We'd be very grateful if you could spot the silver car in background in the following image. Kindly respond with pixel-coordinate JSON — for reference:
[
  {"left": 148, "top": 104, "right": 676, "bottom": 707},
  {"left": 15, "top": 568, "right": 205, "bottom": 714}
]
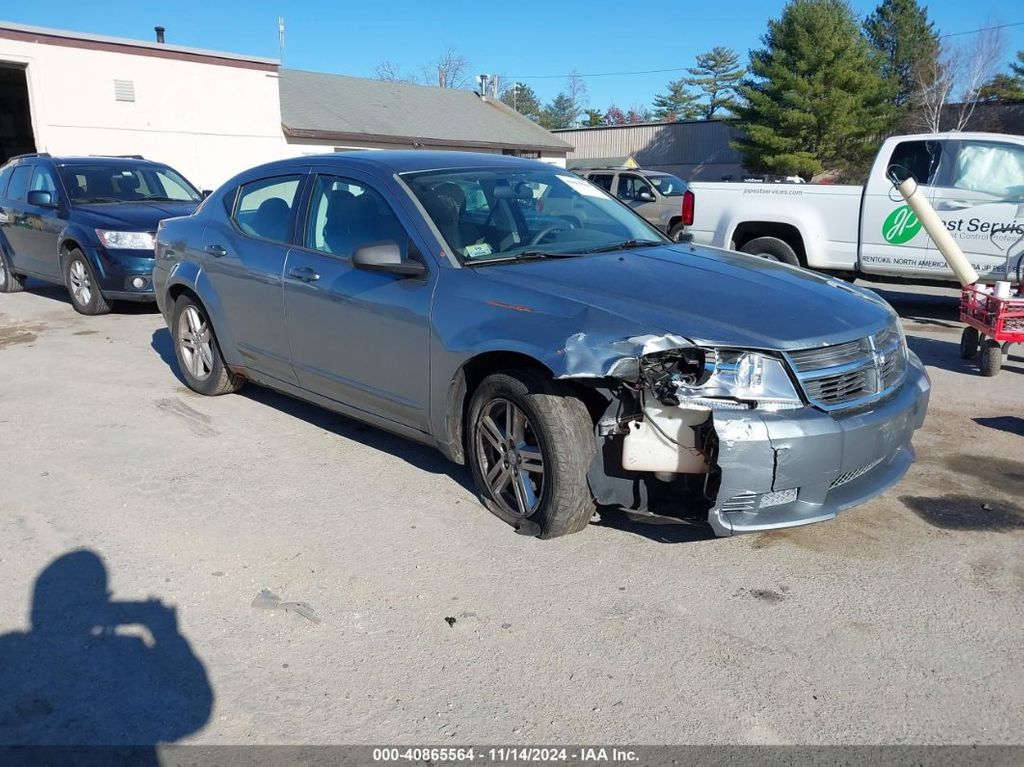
[{"left": 153, "top": 151, "right": 929, "bottom": 539}]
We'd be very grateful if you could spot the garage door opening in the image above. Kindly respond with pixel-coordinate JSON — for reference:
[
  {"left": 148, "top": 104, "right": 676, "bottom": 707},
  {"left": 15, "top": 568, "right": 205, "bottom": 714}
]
[{"left": 0, "top": 64, "right": 36, "bottom": 163}]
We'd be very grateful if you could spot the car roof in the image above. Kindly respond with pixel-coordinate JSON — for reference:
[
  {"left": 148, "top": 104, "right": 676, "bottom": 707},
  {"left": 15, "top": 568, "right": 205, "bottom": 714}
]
[
  {"left": 53, "top": 157, "right": 169, "bottom": 167},
  {"left": 238, "top": 150, "right": 562, "bottom": 178}
]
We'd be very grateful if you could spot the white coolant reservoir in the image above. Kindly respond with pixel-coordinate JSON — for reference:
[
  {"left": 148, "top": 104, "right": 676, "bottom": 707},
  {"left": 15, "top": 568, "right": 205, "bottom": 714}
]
[{"left": 621, "top": 404, "right": 710, "bottom": 474}]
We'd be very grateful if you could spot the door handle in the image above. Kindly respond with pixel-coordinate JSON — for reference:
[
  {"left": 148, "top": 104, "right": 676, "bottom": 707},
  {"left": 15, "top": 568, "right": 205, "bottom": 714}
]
[
  {"left": 205, "top": 244, "right": 228, "bottom": 257},
  {"left": 288, "top": 266, "right": 320, "bottom": 282}
]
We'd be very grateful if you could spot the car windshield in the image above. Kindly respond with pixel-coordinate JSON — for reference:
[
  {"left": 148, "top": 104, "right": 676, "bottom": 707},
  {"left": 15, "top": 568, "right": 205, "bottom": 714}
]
[
  {"left": 647, "top": 174, "right": 687, "bottom": 196},
  {"left": 402, "top": 167, "right": 668, "bottom": 264},
  {"left": 57, "top": 164, "right": 201, "bottom": 204}
]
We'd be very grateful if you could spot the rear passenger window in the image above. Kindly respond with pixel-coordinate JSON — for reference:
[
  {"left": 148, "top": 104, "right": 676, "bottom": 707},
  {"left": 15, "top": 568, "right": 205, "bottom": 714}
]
[
  {"left": 887, "top": 141, "right": 942, "bottom": 186},
  {"left": 305, "top": 175, "right": 410, "bottom": 259},
  {"left": 233, "top": 175, "right": 302, "bottom": 243},
  {"left": 0, "top": 165, "right": 12, "bottom": 198},
  {"left": 589, "top": 174, "right": 613, "bottom": 192},
  {"left": 6, "top": 165, "right": 32, "bottom": 202}
]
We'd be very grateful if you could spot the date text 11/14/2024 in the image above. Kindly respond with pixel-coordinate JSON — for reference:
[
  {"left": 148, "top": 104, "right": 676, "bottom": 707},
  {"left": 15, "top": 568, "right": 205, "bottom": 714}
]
[{"left": 372, "top": 746, "right": 640, "bottom": 762}]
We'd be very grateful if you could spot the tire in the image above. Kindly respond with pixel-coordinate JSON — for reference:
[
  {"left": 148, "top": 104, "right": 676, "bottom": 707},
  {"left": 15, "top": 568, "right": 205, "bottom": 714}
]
[
  {"left": 668, "top": 222, "right": 686, "bottom": 242},
  {"left": 959, "top": 326, "right": 980, "bottom": 360},
  {"left": 63, "top": 249, "right": 111, "bottom": 315},
  {"left": 0, "top": 249, "right": 26, "bottom": 293},
  {"left": 171, "top": 294, "right": 245, "bottom": 396},
  {"left": 467, "top": 370, "right": 596, "bottom": 539},
  {"left": 739, "top": 236, "right": 800, "bottom": 266},
  {"left": 979, "top": 338, "right": 1002, "bottom": 377}
]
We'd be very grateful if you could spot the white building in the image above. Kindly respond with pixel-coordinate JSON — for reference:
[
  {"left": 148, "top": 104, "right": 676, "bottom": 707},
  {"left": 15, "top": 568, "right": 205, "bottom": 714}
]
[{"left": 0, "top": 22, "right": 570, "bottom": 190}]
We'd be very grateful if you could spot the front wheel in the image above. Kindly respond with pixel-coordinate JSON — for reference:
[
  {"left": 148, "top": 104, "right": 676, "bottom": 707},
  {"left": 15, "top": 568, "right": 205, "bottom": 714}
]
[
  {"left": 171, "top": 295, "right": 245, "bottom": 395},
  {"left": 64, "top": 250, "right": 111, "bottom": 315},
  {"left": 979, "top": 338, "right": 1002, "bottom": 377},
  {"left": 467, "top": 370, "right": 596, "bottom": 539}
]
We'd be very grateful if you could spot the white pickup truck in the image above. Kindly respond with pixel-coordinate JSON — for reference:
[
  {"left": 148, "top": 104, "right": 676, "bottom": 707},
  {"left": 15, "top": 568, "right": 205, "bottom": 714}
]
[{"left": 687, "top": 132, "right": 1024, "bottom": 284}]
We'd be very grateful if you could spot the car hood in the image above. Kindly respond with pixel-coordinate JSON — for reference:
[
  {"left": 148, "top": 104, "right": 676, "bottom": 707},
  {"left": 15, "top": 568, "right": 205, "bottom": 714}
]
[
  {"left": 474, "top": 244, "right": 895, "bottom": 351},
  {"left": 78, "top": 201, "right": 198, "bottom": 231}
]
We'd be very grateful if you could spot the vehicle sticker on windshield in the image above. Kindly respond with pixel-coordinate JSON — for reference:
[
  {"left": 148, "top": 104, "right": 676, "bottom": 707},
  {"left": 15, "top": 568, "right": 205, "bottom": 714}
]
[
  {"left": 558, "top": 175, "right": 605, "bottom": 198},
  {"left": 464, "top": 242, "right": 493, "bottom": 258}
]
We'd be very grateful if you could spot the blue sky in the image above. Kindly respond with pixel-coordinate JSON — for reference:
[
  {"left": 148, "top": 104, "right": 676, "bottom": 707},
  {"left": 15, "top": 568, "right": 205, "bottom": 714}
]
[{"left": 3, "top": 1, "right": 1022, "bottom": 109}]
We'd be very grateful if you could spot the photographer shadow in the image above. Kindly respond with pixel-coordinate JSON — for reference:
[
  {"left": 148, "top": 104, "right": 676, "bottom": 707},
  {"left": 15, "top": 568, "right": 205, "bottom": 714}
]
[{"left": 0, "top": 550, "right": 212, "bottom": 754}]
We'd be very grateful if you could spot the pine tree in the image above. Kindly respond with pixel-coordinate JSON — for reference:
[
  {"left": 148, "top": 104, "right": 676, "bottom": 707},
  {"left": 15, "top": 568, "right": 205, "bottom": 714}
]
[
  {"left": 863, "top": 0, "right": 939, "bottom": 120},
  {"left": 500, "top": 82, "right": 542, "bottom": 120},
  {"left": 735, "top": 0, "right": 892, "bottom": 179},
  {"left": 540, "top": 94, "right": 578, "bottom": 129},
  {"left": 978, "top": 50, "right": 1024, "bottom": 102},
  {"left": 686, "top": 47, "right": 746, "bottom": 118},
  {"left": 651, "top": 80, "right": 699, "bottom": 121},
  {"left": 582, "top": 109, "right": 605, "bottom": 127}
]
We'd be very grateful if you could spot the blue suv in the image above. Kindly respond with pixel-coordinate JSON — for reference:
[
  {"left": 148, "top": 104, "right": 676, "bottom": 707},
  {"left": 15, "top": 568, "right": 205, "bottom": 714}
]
[{"left": 0, "top": 154, "right": 202, "bottom": 314}]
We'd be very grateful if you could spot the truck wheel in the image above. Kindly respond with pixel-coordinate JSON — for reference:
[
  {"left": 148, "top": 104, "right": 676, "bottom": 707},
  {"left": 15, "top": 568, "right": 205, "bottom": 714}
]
[
  {"left": 979, "top": 339, "right": 1002, "bottom": 377},
  {"left": 739, "top": 237, "right": 800, "bottom": 266},
  {"left": 0, "top": 249, "right": 26, "bottom": 293},
  {"left": 467, "top": 370, "right": 596, "bottom": 539},
  {"left": 64, "top": 250, "right": 111, "bottom": 315},
  {"left": 959, "top": 326, "right": 979, "bottom": 360}
]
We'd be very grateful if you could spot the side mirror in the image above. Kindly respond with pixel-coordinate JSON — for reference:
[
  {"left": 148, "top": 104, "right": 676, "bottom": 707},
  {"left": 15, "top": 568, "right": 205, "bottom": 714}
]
[
  {"left": 27, "top": 190, "right": 57, "bottom": 207},
  {"left": 636, "top": 188, "right": 656, "bottom": 203},
  {"left": 352, "top": 241, "right": 426, "bottom": 277}
]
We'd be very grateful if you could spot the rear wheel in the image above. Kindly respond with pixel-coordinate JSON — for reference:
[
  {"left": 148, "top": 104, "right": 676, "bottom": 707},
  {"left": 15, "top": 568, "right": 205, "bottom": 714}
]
[
  {"left": 959, "top": 326, "right": 980, "bottom": 360},
  {"left": 467, "top": 370, "right": 596, "bottom": 539},
  {"left": 0, "top": 250, "right": 25, "bottom": 293},
  {"left": 979, "top": 338, "right": 1002, "bottom": 377},
  {"left": 668, "top": 222, "right": 687, "bottom": 242},
  {"left": 171, "top": 295, "right": 244, "bottom": 395},
  {"left": 739, "top": 236, "right": 800, "bottom": 266},
  {"left": 63, "top": 250, "right": 111, "bottom": 315}
]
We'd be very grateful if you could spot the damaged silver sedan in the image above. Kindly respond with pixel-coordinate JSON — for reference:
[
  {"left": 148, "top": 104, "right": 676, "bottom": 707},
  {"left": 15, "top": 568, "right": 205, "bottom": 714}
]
[{"left": 153, "top": 151, "right": 930, "bottom": 538}]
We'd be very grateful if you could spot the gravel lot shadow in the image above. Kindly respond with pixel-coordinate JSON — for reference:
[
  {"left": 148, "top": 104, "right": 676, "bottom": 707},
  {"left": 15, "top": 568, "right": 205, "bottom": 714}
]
[
  {"left": 0, "top": 550, "right": 212, "bottom": 750},
  {"left": 151, "top": 328, "right": 187, "bottom": 386},
  {"left": 22, "top": 279, "right": 159, "bottom": 315},
  {"left": 594, "top": 508, "right": 716, "bottom": 544},
  {"left": 974, "top": 416, "right": 1024, "bottom": 437},
  {"left": 905, "top": 334, "right": 1024, "bottom": 376}
]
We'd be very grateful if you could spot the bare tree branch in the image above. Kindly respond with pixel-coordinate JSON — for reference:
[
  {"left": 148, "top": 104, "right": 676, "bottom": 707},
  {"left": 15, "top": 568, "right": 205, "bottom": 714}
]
[
  {"left": 427, "top": 47, "right": 470, "bottom": 89},
  {"left": 374, "top": 61, "right": 408, "bottom": 82}
]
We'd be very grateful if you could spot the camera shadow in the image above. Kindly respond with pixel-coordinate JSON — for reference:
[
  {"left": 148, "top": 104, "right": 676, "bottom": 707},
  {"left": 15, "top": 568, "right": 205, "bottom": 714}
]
[{"left": 0, "top": 549, "right": 213, "bottom": 754}]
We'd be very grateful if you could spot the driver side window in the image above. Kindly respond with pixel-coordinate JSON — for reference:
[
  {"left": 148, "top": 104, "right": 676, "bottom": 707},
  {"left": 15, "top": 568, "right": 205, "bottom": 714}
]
[
  {"left": 305, "top": 175, "right": 409, "bottom": 259},
  {"left": 617, "top": 175, "right": 651, "bottom": 201}
]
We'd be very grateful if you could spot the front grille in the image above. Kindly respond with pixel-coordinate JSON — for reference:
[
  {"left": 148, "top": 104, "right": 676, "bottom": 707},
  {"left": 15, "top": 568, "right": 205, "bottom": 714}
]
[
  {"left": 786, "top": 323, "right": 907, "bottom": 411},
  {"left": 830, "top": 457, "right": 884, "bottom": 489}
]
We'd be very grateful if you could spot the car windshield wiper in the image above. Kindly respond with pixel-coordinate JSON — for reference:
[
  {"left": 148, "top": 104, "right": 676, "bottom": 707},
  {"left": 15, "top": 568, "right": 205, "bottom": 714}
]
[
  {"left": 139, "top": 195, "right": 196, "bottom": 202},
  {"left": 78, "top": 197, "right": 122, "bottom": 204},
  {"left": 582, "top": 239, "right": 665, "bottom": 253},
  {"left": 469, "top": 250, "right": 582, "bottom": 265}
]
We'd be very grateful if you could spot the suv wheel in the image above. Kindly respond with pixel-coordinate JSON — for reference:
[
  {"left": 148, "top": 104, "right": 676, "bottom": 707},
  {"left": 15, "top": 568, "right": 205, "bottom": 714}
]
[
  {"left": 0, "top": 249, "right": 26, "bottom": 293},
  {"left": 668, "top": 222, "right": 686, "bottom": 242},
  {"left": 467, "top": 370, "right": 596, "bottom": 538},
  {"left": 171, "top": 295, "right": 245, "bottom": 396},
  {"left": 63, "top": 250, "right": 111, "bottom": 315}
]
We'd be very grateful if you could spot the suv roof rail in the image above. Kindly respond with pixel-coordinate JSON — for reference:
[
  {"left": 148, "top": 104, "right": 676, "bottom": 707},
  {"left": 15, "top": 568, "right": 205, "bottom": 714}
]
[
  {"left": 7, "top": 152, "right": 51, "bottom": 161},
  {"left": 89, "top": 154, "right": 146, "bottom": 160}
]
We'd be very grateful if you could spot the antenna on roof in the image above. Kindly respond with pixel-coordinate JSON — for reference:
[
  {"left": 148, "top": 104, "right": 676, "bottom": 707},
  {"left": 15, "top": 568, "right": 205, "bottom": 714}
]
[{"left": 278, "top": 16, "right": 285, "bottom": 65}]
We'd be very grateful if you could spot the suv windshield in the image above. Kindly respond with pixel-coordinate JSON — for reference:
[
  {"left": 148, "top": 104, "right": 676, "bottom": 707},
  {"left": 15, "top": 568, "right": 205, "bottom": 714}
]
[
  {"left": 647, "top": 174, "right": 686, "bottom": 196},
  {"left": 57, "top": 164, "right": 201, "bottom": 204},
  {"left": 403, "top": 168, "right": 667, "bottom": 264}
]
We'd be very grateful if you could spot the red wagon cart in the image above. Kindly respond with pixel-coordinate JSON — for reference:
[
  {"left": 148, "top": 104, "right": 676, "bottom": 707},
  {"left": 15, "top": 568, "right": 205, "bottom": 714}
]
[{"left": 959, "top": 286, "right": 1024, "bottom": 376}]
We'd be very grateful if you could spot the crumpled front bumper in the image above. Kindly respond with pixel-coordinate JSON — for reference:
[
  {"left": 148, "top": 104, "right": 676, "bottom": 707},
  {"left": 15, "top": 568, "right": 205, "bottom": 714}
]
[{"left": 706, "top": 352, "right": 930, "bottom": 536}]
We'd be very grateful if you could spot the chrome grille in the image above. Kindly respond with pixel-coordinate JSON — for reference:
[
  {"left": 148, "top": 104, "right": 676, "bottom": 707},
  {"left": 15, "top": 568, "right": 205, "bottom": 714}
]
[{"left": 786, "top": 323, "right": 907, "bottom": 411}]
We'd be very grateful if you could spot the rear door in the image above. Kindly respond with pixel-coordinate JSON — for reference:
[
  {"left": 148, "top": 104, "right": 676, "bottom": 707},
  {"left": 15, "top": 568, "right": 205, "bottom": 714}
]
[
  {"left": 202, "top": 173, "right": 304, "bottom": 384},
  {"left": 0, "top": 164, "right": 37, "bottom": 272},
  {"left": 859, "top": 139, "right": 945, "bottom": 279},
  {"left": 282, "top": 171, "right": 433, "bottom": 431}
]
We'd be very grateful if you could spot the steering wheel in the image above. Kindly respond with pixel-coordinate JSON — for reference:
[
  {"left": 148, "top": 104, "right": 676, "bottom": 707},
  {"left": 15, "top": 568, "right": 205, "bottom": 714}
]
[{"left": 527, "top": 225, "right": 566, "bottom": 247}]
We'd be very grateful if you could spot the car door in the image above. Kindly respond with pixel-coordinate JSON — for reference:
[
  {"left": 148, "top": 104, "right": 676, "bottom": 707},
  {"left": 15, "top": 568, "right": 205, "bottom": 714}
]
[
  {"left": 929, "top": 138, "right": 1024, "bottom": 281},
  {"left": 859, "top": 138, "right": 944, "bottom": 280},
  {"left": 201, "top": 173, "right": 305, "bottom": 385},
  {"left": 0, "top": 164, "right": 39, "bottom": 273},
  {"left": 282, "top": 171, "right": 433, "bottom": 431},
  {"left": 22, "top": 165, "right": 65, "bottom": 279},
  {"left": 616, "top": 173, "right": 662, "bottom": 227}
]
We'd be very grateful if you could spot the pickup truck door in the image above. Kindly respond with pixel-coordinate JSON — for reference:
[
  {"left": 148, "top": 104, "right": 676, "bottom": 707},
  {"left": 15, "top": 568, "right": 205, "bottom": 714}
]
[
  {"left": 281, "top": 171, "right": 433, "bottom": 432},
  {"left": 859, "top": 138, "right": 944, "bottom": 279},
  {"left": 927, "top": 138, "right": 1024, "bottom": 281}
]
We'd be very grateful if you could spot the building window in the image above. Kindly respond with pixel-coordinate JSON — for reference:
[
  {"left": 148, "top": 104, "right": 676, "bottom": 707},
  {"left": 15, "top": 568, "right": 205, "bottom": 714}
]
[
  {"left": 502, "top": 149, "right": 541, "bottom": 159},
  {"left": 113, "top": 80, "right": 136, "bottom": 103}
]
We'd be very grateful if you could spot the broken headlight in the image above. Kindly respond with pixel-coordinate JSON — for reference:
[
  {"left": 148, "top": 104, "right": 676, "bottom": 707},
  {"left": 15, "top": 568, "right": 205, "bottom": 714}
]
[{"left": 647, "top": 348, "right": 803, "bottom": 411}]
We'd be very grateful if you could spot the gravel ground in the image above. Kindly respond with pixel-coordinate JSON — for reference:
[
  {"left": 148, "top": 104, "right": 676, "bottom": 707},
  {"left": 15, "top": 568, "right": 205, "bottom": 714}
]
[{"left": 0, "top": 279, "right": 1021, "bottom": 746}]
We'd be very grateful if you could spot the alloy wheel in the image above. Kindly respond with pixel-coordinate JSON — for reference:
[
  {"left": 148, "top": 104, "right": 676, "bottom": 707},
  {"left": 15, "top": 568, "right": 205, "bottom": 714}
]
[
  {"left": 475, "top": 397, "right": 545, "bottom": 518},
  {"left": 177, "top": 306, "right": 215, "bottom": 381},
  {"left": 69, "top": 260, "right": 92, "bottom": 305}
]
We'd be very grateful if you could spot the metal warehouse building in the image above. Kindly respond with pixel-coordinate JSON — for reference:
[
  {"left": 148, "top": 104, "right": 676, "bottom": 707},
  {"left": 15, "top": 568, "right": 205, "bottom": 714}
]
[{"left": 554, "top": 120, "right": 745, "bottom": 181}]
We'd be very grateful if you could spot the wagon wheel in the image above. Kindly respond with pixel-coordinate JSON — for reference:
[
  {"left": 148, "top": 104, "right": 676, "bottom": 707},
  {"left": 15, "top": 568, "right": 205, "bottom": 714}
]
[
  {"left": 979, "top": 338, "right": 1002, "bottom": 377},
  {"left": 959, "top": 326, "right": 979, "bottom": 360}
]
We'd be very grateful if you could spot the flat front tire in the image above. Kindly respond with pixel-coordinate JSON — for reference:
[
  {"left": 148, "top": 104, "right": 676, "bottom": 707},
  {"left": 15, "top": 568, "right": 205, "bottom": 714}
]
[
  {"left": 467, "top": 370, "right": 596, "bottom": 539},
  {"left": 64, "top": 250, "right": 111, "bottom": 315},
  {"left": 171, "top": 295, "right": 244, "bottom": 396}
]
